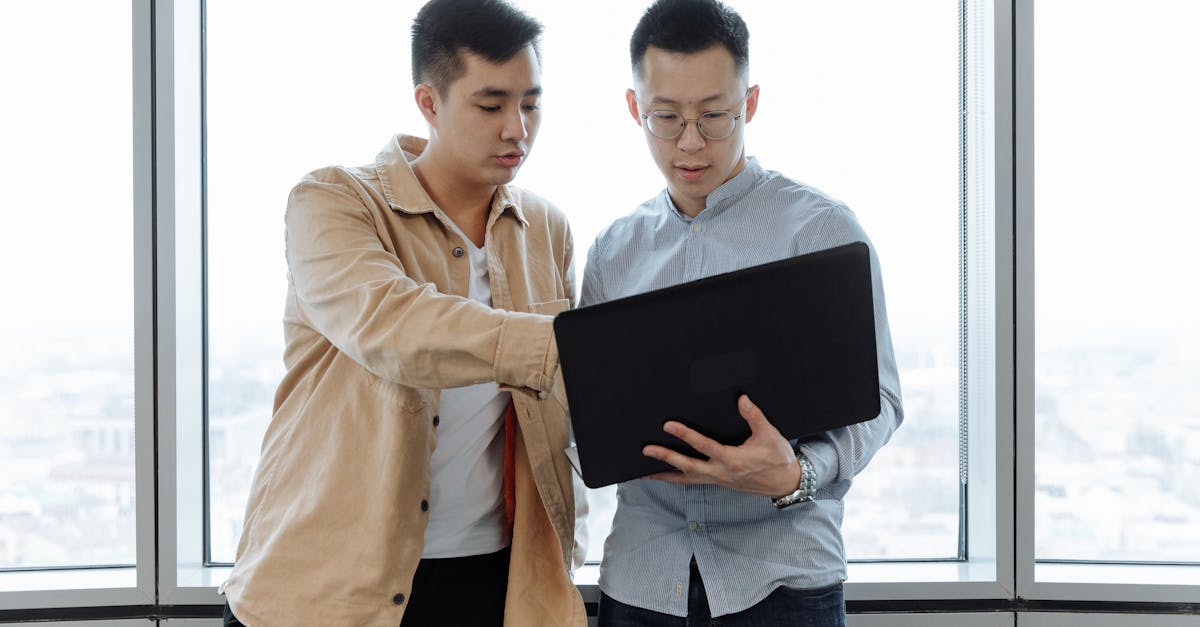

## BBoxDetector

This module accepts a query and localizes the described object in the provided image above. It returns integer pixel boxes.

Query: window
[0,0,136,570]
[7,0,1200,623]
[202,0,425,565]
[203,0,966,565]
[1033,0,1200,564]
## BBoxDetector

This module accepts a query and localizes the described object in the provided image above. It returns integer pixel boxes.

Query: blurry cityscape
[0,334,136,568]
[4,332,1198,568]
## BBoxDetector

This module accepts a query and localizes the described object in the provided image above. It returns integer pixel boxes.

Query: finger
[643,444,709,475]
[644,471,704,485]
[738,394,780,437]
[662,421,726,459]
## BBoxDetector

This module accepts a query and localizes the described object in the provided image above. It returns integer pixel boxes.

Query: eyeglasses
[639,94,749,140]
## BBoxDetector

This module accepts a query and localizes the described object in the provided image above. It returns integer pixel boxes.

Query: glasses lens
[647,111,683,139]
[698,111,736,139]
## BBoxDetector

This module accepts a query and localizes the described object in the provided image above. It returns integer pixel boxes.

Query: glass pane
[1035,0,1200,562]
[0,2,135,568]
[206,0,962,563]
[735,0,962,561]
[204,0,425,564]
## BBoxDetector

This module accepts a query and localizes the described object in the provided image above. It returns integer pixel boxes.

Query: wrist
[770,453,816,509]
[772,457,803,499]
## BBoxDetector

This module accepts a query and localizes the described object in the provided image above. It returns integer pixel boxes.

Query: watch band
[770,453,816,509]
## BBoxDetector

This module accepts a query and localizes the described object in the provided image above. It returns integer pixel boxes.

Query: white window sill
[164,564,232,604]
[1030,561,1200,603]
[0,567,147,610]
[0,567,135,593]
[10,560,1198,609]
[1037,561,1200,587]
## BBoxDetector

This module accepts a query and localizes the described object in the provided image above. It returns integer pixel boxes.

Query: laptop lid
[554,241,880,489]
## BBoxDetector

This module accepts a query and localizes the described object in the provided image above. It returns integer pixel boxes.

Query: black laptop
[554,241,881,489]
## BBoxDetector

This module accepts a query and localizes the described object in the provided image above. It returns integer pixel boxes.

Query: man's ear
[626,88,642,125]
[415,83,439,125]
[744,84,761,124]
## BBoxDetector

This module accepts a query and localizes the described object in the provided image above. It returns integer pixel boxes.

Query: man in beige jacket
[219,1,586,625]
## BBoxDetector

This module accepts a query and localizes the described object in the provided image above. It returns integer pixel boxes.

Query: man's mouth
[497,151,525,167]
[675,163,708,181]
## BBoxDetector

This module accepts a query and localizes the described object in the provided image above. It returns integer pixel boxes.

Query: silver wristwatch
[770,453,816,509]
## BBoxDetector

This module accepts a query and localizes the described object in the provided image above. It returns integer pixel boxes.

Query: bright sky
[200,0,959,366]
[3,1,1199,346]
[3,0,1200,568]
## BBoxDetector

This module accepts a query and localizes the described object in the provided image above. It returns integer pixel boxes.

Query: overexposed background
[1,0,1197,571]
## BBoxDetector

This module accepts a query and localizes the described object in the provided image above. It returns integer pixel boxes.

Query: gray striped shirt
[582,157,903,618]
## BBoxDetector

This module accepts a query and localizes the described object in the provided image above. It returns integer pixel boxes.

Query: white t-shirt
[421,229,512,558]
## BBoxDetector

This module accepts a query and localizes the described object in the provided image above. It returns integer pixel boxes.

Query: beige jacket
[220,135,586,626]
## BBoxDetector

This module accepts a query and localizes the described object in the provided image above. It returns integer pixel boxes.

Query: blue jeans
[598,560,845,627]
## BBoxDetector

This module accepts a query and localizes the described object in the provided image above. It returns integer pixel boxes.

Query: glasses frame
[639,92,751,141]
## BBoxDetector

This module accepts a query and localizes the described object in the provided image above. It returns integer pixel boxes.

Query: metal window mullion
[133,0,159,606]
[957,0,972,563]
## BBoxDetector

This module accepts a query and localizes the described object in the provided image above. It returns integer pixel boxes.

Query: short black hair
[630,0,749,79]
[411,0,543,93]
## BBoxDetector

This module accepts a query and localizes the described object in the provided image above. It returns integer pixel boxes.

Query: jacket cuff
[494,311,558,397]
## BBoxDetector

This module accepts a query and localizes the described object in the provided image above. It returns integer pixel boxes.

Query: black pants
[402,546,510,626]
[222,602,245,627]
[223,547,510,627]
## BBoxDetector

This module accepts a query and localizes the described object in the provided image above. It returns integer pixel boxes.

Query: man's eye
[523,103,541,112]
[479,105,501,113]
[702,111,727,120]
[653,112,681,121]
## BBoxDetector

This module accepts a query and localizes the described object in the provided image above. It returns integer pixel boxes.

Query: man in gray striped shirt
[585,1,904,625]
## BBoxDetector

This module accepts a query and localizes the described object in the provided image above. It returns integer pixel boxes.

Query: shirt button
[432,415,440,427]
[692,224,702,234]
[452,246,465,257]
[420,499,429,512]
[393,593,405,605]
[688,520,698,530]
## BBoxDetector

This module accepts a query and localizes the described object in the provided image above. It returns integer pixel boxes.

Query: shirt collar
[374,134,528,227]
[661,156,765,221]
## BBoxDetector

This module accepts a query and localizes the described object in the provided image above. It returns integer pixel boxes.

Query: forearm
[298,284,558,392]
[287,178,560,396]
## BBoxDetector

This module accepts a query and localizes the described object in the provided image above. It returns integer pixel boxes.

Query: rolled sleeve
[494,311,559,397]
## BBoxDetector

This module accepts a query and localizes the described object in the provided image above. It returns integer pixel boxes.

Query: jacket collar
[374,134,528,227]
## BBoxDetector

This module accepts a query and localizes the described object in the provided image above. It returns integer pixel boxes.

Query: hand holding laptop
[554,242,879,489]
[641,394,803,498]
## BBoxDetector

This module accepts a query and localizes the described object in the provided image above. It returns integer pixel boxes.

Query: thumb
[738,394,777,437]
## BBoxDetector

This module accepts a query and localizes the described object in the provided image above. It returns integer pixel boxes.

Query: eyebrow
[648,93,725,107]
[471,86,543,98]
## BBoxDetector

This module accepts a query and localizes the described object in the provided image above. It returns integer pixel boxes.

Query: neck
[672,194,706,218]
[671,155,749,218]
[410,151,495,247]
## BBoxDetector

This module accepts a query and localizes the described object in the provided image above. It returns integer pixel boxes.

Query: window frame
[3,0,1200,621]
[0,0,155,611]
[1011,0,1200,601]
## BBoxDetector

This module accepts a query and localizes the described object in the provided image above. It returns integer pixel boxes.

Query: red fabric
[502,399,517,532]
